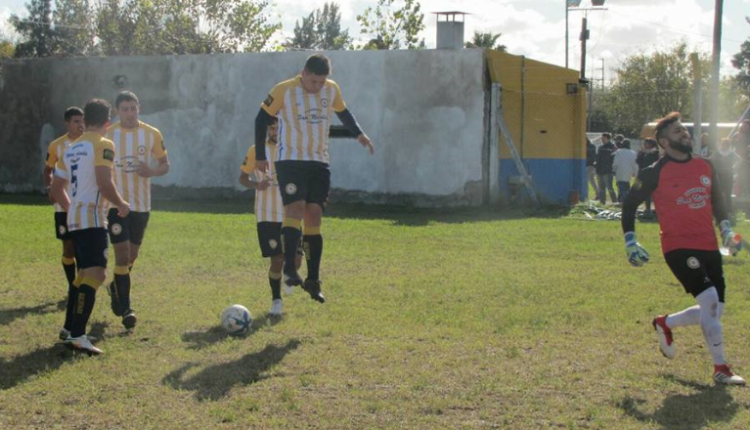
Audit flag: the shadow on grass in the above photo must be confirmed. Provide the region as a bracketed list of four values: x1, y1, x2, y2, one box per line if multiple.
[181, 314, 282, 351]
[618, 376, 740, 430]
[0, 321, 107, 390]
[163, 338, 301, 401]
[0, 299, 66, 326]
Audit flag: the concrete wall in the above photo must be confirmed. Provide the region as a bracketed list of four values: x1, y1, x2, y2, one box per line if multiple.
[0, 49, 488, 206]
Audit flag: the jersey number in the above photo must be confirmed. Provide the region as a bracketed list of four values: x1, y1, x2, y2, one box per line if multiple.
[71, 164, 79, 197]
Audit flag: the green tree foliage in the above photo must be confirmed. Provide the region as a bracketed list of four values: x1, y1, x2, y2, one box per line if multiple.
[287, 2, 352, 50]
[356, 0, 425, 50]
[97, 0, 280, 55]
[10, 0, 54, 57]
[599, 43, 708, 135]
[0, 40, 14, 59]
[465, 31, 506, 52]
[730, 16, 750, 101]
[53, 0, 97, 56]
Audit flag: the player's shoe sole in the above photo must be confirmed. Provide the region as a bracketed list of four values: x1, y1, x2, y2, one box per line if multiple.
[65, 335, 103, 356]
[283, 268, 303, 287]
[652, 315, 675, 359]
[269, 299, 283, 316]
[302, 279, 325, 304]
[714, 365, 746, 385]
[122, 310, 137, 330]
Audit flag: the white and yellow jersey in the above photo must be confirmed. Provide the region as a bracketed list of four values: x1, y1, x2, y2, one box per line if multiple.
[241, 142, 283, 223]
[107, 120, 167, 212]
[261, 76, 346, 164]
[54, 132, 116, 232]
[46, 134, 75, 212]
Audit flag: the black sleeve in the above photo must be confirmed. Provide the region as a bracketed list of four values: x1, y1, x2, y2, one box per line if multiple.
[708, 159, 730, 223]
[621, 165, 659, 233]
[254, 108, 274, 161]
[335, 108, 363, 138]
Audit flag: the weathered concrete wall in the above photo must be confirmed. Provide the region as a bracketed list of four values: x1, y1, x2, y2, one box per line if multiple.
[0, 50, 487, 206]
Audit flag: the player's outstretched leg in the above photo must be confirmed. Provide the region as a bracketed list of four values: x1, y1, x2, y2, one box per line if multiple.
[281, 218, 303, 286]
[695, 288, 745, 385]
[269, 269, 283, 316]
[302, 226, 324, 303]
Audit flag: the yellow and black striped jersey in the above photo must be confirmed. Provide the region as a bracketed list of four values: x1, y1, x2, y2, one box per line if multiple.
[261, 76, 346, 164]
[46, 134, 75, 212]
[241, 142, 283, 223]
[54, 132, 115, 231]
[107, 121, 167, 212]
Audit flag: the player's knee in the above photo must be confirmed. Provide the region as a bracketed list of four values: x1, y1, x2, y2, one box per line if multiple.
[270, 255, 284, 271]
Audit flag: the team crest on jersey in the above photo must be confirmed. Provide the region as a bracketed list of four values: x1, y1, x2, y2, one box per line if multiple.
[700, 175, 711, 187]
[111, 223, 123, 235]
[269, 239, 278, 249]
[58, 225, 67, 235]
[687, 257, 700, 269]
[137, 145, 146, 155]
[285, 183, 298, 195]
[321, 98, 329, 108]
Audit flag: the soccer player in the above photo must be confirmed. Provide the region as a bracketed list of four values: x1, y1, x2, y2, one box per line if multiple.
[621, 112, 745, 385]
[43, 107, 84, 337]
[239, 117, 302, 316]
[254, 54, 374, 303]
[50, 99, 130, 355]
[105, 91, 170, 329]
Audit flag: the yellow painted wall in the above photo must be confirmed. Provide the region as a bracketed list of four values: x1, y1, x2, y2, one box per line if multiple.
[486, 50, 586, 160]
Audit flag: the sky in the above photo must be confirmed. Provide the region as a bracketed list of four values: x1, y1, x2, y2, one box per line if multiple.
[1, 0, 748, 82]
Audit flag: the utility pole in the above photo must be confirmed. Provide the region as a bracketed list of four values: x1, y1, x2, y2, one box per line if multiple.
[691, 53, 704, 155]
[580, 16, 589, 79]
[565, 1, 569, 68]
[709, 0, 723, 152]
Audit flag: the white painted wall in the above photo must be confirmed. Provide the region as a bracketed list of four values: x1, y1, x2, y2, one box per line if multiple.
[34, 50, 487, 203]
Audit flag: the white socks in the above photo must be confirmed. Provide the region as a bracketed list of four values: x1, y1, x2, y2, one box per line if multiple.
[696, 287, 726, 365]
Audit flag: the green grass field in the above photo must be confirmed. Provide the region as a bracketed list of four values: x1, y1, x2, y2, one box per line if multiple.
[2, 195, 750, 429]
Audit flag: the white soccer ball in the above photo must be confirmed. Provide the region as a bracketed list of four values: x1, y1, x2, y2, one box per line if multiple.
[221, 304, 253, 335]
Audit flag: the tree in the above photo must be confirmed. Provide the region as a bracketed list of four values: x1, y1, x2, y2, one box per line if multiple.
[356, 0, 425, 50]
[53, 0, 97, 56]
[0, 40, 14, 59]
[465, 31, 506, 51]
[287, 3, 352, 50]
[730, 16, 750, 100]
[599, 43, 706, 135]
[10, 0, 55, 57]
[96, 0, 280, 56]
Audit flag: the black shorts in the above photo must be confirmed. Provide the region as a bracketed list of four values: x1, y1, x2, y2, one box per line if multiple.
[108, 209, 150, 245]
[275, 160, 330, 207]
[71, 228, 109, 270]
[55, 212, 72, 240]
[664, 249, 726, 302]
[256, 222, 304, 258]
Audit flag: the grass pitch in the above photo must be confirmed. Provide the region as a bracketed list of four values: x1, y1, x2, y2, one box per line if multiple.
[1, 195, 750, 429]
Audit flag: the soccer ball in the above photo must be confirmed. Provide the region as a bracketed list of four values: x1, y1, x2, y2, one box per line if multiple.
[221, 304, 253, 335]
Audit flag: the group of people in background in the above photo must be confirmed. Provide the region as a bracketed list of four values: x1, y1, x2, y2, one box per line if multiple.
[586, 118, 750, 214]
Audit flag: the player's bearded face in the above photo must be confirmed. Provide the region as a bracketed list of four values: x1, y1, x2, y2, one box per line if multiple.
[664, 122, 693, 154]
[117, 101, 139, 128]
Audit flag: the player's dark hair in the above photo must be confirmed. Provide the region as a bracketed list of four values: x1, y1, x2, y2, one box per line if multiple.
[64, 107, 83, 122]
[304, 54, 331, 76]
[602, 133, 611, 139]
[269, 116, 279, 125]
[655, 112, 681, 140]
[84, 99, 111, 127]
[622, 139, 631, 149]
[643, 138, 657, 149]
[115, 90, 140, 108]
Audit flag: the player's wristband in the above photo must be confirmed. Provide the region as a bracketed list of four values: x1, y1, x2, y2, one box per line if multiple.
[719, 220, 733, 237]
[624, 231, 637, 246]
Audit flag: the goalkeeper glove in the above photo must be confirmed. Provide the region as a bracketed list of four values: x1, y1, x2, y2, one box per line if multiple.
[624, 232, 650, 267]
[719, 220, 742, 257]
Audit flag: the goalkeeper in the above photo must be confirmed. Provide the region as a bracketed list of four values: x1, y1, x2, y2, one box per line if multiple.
[621, 111, 744, 386]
